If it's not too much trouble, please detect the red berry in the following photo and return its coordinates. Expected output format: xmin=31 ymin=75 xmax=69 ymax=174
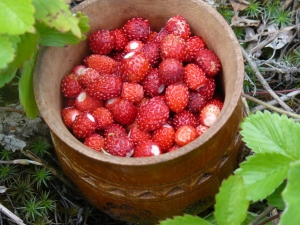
xmin=89 ymin=30 xmax=115 ymax=55
xmin=153 ymin=28 xmax=169 ymax=43
xmin=124 ymin=40 xmax=144 ymax=53
xmin=184 ymin=36 xmax=206 ymax=62
xmin=61 ymin=106 xmax=81 ymax=129
xmin=208 ymin=98 xmax=224 ymax=111
xmin=110 ymin=99 xmax=138 ymax=125
xmin=141 ymin=68 xmax=165 ymax=98
xmin=146 ymin=30 xmax=158 ymax=42
xmin=196 ymin=77 xmax=216 ymax=100
xmin=133 ymin=141 xmax=162 ymax=157
xmin=199 ymin=103 xmax=221 ymax=127
xmin=72 ymin=112 xmax=97 ymax=139
xmin=72 ymin=65 xmax=86 ymax=76
xmin=196 ymin=124 xmax=209 ymax=136
xmin=137 ymin=97 xmax=170 ymax=131
xmin=128 ymin=126 xmax=152 ymax=146
xmin=84 ymin=54 xmax=117 ymax=75
xmin=167 ymin=145 xmax=179 ymax=152
xmin=120 ymin=52 xmax=150 ymax=82
xmin=85 ymin=74 xmax=122 ymax=100
xmin=152 ymin=124 xmax=175 ymax=152
xmin=75 ymin=91 xmax=103 ymax=112
xmin=186 ymin=92 xmax=207 ymax=113
xmin=172 ymin=110 xmax=198 ymax=130
xmin=141 ymin=41 xmax=161 ymax=67
xmin=111 ymin=28 xmax=129 ymax=51
xmin=77 ymin=68 xmax=101 ymax=88
xmin=121 ymin=82 xmax=144 ymax=103
xmin=123 ymin=17 xmax=150 ymax=42
xmin=92 ymin=107 xmax=114 ymax=130
xmin=194 ymin=48 xmax=221 ymax=77
xmin=61 ymin=74 xmax=82 ymax=98
xmin=158 ymin=58 xmax=184 ymax=85
xmin=63 ymin=97 xmax=76 ymax=108
xmin=104 ymin=123 xmax=127 ymax=138
xmin=165 ymin=15 xmax=191 ymax=40
xmin=160 ymin=34 xmax=186 ymax=61
xmin=104 ymin=135 xmax=134 ymax=157
xmin=105 ymin=97 xmax=122 ymax=111
xmin=165 ymin=84 xmax=189 ymax=113
xmin=174 ymin=125 xmax=198 ymax=147
xmin=184 ymin=63 xmax=208 ymax=90
xmin=84 ymin=134 xmax=105 ymax=152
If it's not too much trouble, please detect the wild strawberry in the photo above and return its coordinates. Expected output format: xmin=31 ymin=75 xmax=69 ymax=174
xmin=84 ymin=133 xmax=105 ymax=152
xmin=123 ymin=17 xmax=150 ymax=42
xmin=85 ymin=74 xmax=122 ymax=100
xmin=104 ymin=135 xmax=134 ymax=157
xmin=184 ymin=36 xmax=206 ymax=62
xmin=152 ymin=28 xmax=169 ymax=43
xmin=133 ymin=141 xmax=162 ymax=157
xmin=165 ymin=15 xmax=191 ymax=40
xmin=111 ymin=51 xmax=126 ymax=62
xmin=208 ymin=98 xmax=224 ymax=111
xmin=104 ymin=97 xmax=122 ymax=111
xmin=104 ymin=123 xmax=127 ymax=138
xmin=199 ymin=103 xmax=221 ymax=127
xmin=92 ymin=107 xmax=114 ymax=130
xmin=194 ymin=48 xmax=221 ymax=77
xmin=111 ymin=28 xmax=129 ymax=51
xmin=184 ymin=63 xmax=208 ymax=90
xmin=160 ymin=34 xmax=186 ymax=61
xmin=124 ymin=40 xmax=144 ymax=53
xmin=172 ymin=110 xmax=198 ymax=130
xmin=196 ymin=77 xmax=216 ymax=100
xmin=72 ymin=65 xmax=86 ymax=76
xmin=75 ymin=91 xmax=103 ymax=112
xmin=121 ymin=82 xmax=144 ymax=103
xmin=165 ymin=84 xmax=189 ymax=113
xmin=186 ymin=92 xmax=207 ymax=113
xmin=61 ymin=74 xmax=82 ymax=98
xmin=146 ymin=30 xmax=158 ymax=42
xmin=141 ymin=68 xmax=165 ymax=97
xmin=152 ymin=124 xmax=175 ymax=152
xmin=63 ymin=97 xmax=76 ymax=108
xmin=141 ymin=41 xmax=161 ymax=67
xmin=61 ymin=106 xmax=81 ymax=129
xmin=196 ymin=124 xmax=209 ymax=136
xmin=77 ymin=68 xmax=101 ymax=88
xmin=167 ymin=145 xmax=179 ymax=152
xmin=72 ymin=112 xmax=97 ymax=139
xmin=158 ymin=58 xmax=184 ymax=85
xmin=84 ymin=54 xmax=117 ymax=75
xmin=120 ymin=52 xmax=150 ymax=82
xmin=174 ymin=125 xmax=198 ymax=147
xmin=128 ymin=126 xmax=152 ymax=146
xmin=110 ymin=99 xmax=138 ymax=125
xmin=137 ymin=97 xmax=170 ymax=131
xmin=88 ymin=29 xmax=115 ymax=55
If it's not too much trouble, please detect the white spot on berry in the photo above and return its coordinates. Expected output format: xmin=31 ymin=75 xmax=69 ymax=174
xmin=151 ymin=144 xmax=161 ymax=156
xmin=87 ymin=113 xmax=95 ymax=122
xmin=124 ymin=52 xmax=135 ymax=59
xmin=77 ymin=92 xmax=86 ymax=102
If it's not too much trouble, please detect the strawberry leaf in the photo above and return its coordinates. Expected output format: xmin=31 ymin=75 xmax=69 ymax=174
xmin=0 ymin=68 xmax=17 ymax=88
xmin=240 ymin=110 xmax=300 ymax=160
xmin=36 ymin=11 xmax=90 ymax=46
xmin=0 ymin=36 xmax=15 ymax=69
xmin=0 ymin=0 xmax=35 ymax=35
xmin=280 ymin=161 xmax=300 ymax=225
xmin=159 ymin=214 xmax=212 ymax=225
xmin=266 ymin=180 xmax=286 ymax=210
xmin=19 ymin=54 xmax=39 ymax=119
xmin=32 ymin=0 xmax=82 ymax=38
xmin=214 ymin=175 xmax=248 ymax=225
xmin=235 ymin=152 xmax=293 ymax=202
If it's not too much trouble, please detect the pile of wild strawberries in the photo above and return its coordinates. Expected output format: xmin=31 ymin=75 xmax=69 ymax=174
xmin=61 ymin=15 xmax=223 ymax=157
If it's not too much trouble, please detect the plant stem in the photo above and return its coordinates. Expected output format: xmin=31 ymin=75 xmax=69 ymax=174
xmin=249 ymin=205 xmax=275 ymax=225
xmin=0 ymin=107 xmax=24 ymax=114
xmin=0 ymin=203 xmax=26 ymax=225
xmin=257 ymin=212 xmax=281 ymax=225
xmin=242 ymin=93 xmax=300 ymax=119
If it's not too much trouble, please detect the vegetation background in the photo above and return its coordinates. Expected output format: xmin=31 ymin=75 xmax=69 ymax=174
xmin=0 ymin=0 xmax=299 ymax=224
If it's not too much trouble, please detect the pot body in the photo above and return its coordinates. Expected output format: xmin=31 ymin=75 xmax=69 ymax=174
xmin=34 ymin=0 xmax=245 ymax=224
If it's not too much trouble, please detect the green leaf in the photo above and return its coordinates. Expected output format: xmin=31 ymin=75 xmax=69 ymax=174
xmin=235 ymin=152 xmax=293 ymax=202
xmin=33 ymin=0 xmax=81 ymax=38
xmin=240 ymin=111 xmax=300 ymax=160
xmin=280 ymin=161 xmax=300 ymax=225
xmin=0 ymin=36 xmax=15 ymax=69
xmin=36 ymin=11 xmax=90 ymax=46
xmin=266 ymin=180 xmax=286 ymax=210
xmin=0 ymin=68 xmax=17 ymax=88
xmin=160 ymin=214 xmax=212 ymax=225
xmin=19 ymin=54 xmax=39 ymax=119
xmin=0 ymin=0 xmax=35 ymax=35
xmin=214 ymin=175 xmax=248 ymax=225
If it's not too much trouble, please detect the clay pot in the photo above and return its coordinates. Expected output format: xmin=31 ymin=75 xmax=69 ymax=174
xmin=33 ymin=0 xmax=244 ymax=224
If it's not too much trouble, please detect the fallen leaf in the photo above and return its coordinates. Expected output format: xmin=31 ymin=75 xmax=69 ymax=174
xmin=229 ymin=0 xmax=250 ymax=13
